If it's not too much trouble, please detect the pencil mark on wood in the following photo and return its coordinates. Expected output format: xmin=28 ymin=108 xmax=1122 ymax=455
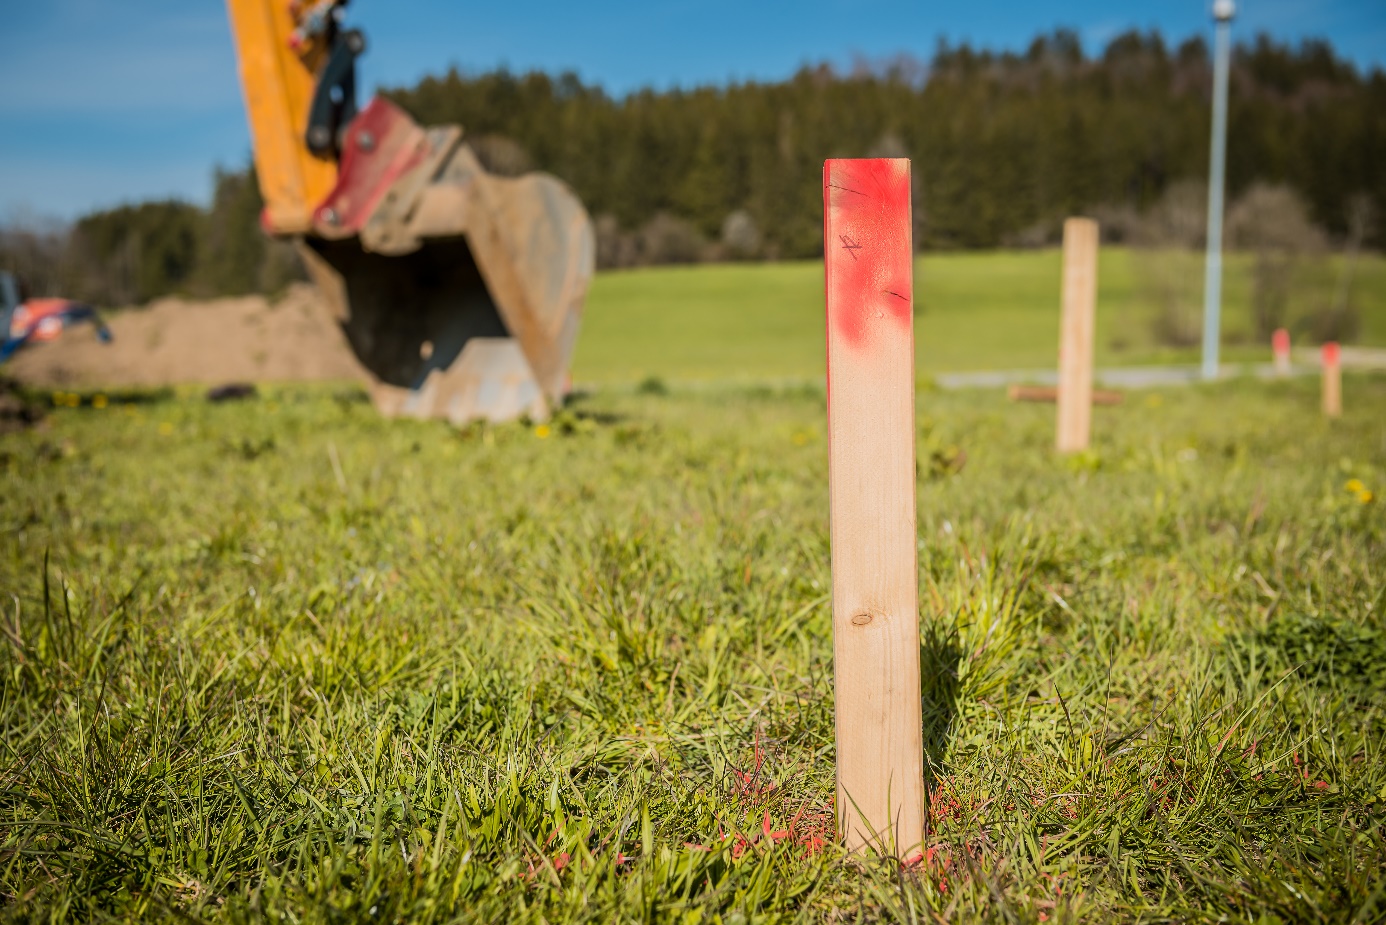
xmin=884 ymin=290 xmax=908 ymax=301
xmin=839 ymin=235 xmax=863 ymax=260
xmin=827 ymin=183 xmax=865 ymax=196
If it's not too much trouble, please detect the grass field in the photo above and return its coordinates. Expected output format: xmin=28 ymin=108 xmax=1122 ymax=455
xmin=2 ymin=371 xmax=1383 ymax=921
xmin=575 ymin=248 xmax=1386 ymax=383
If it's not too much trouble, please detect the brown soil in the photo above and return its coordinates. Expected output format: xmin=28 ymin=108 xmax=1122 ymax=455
xmin=6 ymin=284 xmax=366 ymax=389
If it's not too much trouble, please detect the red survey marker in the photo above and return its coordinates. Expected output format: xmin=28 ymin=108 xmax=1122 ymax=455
xmin=822 ymin=158 xmax=924 ymax=856
xmin=823 ymin=159 xmax=914 ymax=350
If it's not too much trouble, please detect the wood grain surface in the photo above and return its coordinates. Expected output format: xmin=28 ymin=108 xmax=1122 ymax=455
xmin=1056 ymin=217 xmax=1099 ymax=453
xmin=822 ymin=158 xmax=925 ymax=856
xmin=1322 ymin=341 xmax=1342 ymax=418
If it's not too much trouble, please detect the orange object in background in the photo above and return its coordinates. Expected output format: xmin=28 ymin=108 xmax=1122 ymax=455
xmin=11 ymin=300 xmax=77 ymax=343
xmin=1 ymin=272 xmax=112 ymax=363
xmin=1272 ymin=327 xmax=1291 ymax=376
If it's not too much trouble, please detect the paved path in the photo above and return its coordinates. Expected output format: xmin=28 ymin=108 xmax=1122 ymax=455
xmin=581 ymin=347 xmax=1386 ymax=393
xmin=934 ymin=346 xmax=1386 ymax=391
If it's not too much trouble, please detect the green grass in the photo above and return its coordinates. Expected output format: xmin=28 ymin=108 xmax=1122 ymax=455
xmin=1 ymin=374 xmax=1384 ymax=921
xmin=575 ymin=249 xmax=1386 ymax=383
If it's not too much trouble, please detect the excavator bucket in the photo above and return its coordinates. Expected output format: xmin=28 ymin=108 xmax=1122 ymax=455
xmin=224 ymin=1 xmax=592 ymax=424
xmin=295 ymin=98 xmax=593 ymax=424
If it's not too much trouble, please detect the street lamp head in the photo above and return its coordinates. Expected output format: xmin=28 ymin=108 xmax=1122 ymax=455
xmin=1213 ymin=0 xmax=1236 ymax=22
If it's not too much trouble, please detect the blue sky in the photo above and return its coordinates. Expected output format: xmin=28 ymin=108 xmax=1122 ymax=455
xmin=2 ymin=0 xmax=1383 ymax=222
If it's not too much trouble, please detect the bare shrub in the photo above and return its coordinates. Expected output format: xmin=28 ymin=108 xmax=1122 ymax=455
xmin=0 ymin=222 xmax=73 ymax=299
xmin=594 ymin=215 xmax=637 ymax=270
xmin=866 ymin=133 xmax=908 ymax=160
xmin=1134 ymin=179 xmax=1206 ymax=248
xmin=866 ymin=133 xmax=929 ymax=250
xmin=1132 ymin=180 xmax=1206 ymax=347
xmin=1227 ymin=183 xmax=1326 ymax=341
xmin=1310 ymin=192 xmax=1376 ymax=343
xmin=1003 ymin=219 xmax=1060 ymax=249
xmin=1088 ymin=203 xmax=1143 ymax=244
xmin=469 ymin=135 xmax=533 ymax=177
xmin=637 ymin=213 xmax=704 ymax=265
xmin=721 ymin=210 xmax=761 ymax=259
xmin=595 ymin=213 xmax=706 ymax=268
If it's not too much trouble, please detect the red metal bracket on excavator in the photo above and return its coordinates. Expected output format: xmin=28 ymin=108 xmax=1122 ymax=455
xmin=310 ymin=98 xmax=431 ymax=238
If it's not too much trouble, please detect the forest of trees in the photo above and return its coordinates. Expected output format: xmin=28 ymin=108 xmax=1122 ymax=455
xmin=0 ymin=168 xmax=299 ymax=307
xmin=391 ymin=30 xmax=1381 ymax=258
xmin=2 ymin=29 xmax=1381 ymax=305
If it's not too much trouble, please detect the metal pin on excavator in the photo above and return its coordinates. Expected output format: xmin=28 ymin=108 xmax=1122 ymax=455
xmin=226 ymin=0 xmax=593 ymax=423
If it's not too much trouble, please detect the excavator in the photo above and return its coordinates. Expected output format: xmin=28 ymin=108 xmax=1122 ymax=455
xmin=225 ymin=0 xmax=594 ymax=423
xmin=0 ymin=271 xmax=111 ymax=363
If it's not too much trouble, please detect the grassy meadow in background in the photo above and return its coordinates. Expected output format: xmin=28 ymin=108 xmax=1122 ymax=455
xmin=1 ymin=370 xmax=1383 ymax=921
xmin=576 ymin=248 xmax=1386 ymax=383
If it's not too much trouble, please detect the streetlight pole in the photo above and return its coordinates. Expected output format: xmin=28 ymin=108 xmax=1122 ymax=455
xmin=1201 ymin=0 xmax=1235 ymax=380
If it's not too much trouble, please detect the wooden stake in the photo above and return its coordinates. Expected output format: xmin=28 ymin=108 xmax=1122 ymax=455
xmin=1322 ymin=341 xmax=1342 ymax=418
xmin=1272 ymin=328 xmax=1291 ymax=377
xmin=823 ymin=158 xmax=924 ymax=857
xmin=1056 ymin=218 xmax=1099 ymax=453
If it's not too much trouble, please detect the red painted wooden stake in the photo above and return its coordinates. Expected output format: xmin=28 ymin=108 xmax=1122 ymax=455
xmin=1322 ymin=341 xmax=1342 ymax=418
xmin=1272 ymin=328 xmax=1291 ymax=377
xmin=823 ymin=158 xmax=924 ymax=856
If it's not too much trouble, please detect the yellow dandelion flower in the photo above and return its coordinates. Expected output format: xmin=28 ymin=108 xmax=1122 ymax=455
xmin=158 ymin=422 xmax=174 ymax=436
xmin=1345 ymin=478 xmax=1365 ymax=493
xmin=534 ymin=424 xmax=551 ymax=439
xmin=92 ymin=394 xmax=108 ymax=409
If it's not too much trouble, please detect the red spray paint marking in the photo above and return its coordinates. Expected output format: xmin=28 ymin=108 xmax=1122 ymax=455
xmin=1322 ymin=341 xmax=1340 ymax=366
xmin=822 ymin=159 xmax=913 ymax=349
xmin=1272 ymin=328 xmax=1290 ymax=358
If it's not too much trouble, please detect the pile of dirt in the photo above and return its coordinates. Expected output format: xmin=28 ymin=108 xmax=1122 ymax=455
xmin=5 ymin=284 xmax=367 ymax=389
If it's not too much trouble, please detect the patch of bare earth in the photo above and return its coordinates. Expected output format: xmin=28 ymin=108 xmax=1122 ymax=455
xmin=6 ymin=284 xmax=366 ymax=388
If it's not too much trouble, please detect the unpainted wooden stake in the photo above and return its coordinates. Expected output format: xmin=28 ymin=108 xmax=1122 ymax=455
xmin=1272 ymin=328 xmax=1291 ymax=377
xmin=1322 ymin=341 xmax=1342 ymax=418
xmin=1056 ymin=218 xmax=1099 ymax=453
xmin=823 ymin=158 xmax=924 ymax=857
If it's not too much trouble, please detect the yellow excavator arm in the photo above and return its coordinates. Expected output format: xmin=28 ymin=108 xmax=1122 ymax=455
xmin=223 ymin=0 xmax=595 ymax=425
xmin=225 ymin=0 xmax=338 ymax=233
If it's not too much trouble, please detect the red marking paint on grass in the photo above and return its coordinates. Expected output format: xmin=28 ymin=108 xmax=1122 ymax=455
xmin=822 ymin=158 xmax=913 ymax=349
